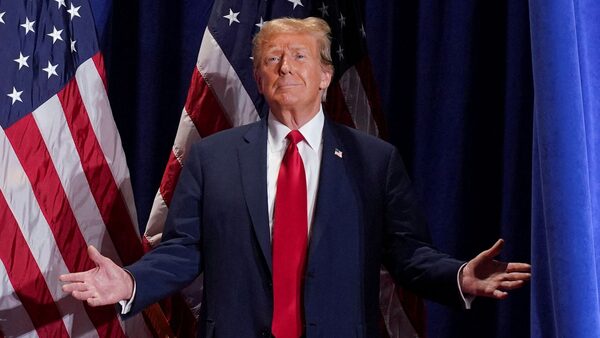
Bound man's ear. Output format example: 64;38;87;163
319;66;333;90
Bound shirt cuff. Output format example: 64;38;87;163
457;263;475;309
118;269;137;314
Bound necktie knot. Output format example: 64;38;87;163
287;130;304;146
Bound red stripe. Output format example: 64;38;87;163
394;287;426;337
158;151;183;207
354;57;388;139
0;192;69;338
185;68;233;137
57;79;144;266
158;68;234;208
92;53;108;91
324;82;356;128
4;114;127;338
142;233;154;253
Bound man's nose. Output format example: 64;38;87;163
278;55;292;75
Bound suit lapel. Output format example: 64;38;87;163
308;119;352;262
238;119;272;274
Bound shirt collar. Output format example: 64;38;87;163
267;106;324;151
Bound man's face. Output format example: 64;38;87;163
254;32;332;114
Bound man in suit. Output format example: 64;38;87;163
61;17;531;337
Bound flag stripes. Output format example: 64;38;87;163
0;260;39;338
338;63;379;136
0;123;101;338
0;54;150;337
196;29;260;127
58;79;141;267
32;96;123;268
0;192;69;338
5;112;127;337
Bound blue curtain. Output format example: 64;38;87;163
366;1;532;337
88;1;564;337
530;1;600;337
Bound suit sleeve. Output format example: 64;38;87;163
123;143;205;316
381;147;466;307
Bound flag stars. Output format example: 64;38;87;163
339;13;346;29
288;0;303;10
256;16;265;29
70;39;77;52
47;26;64;44
42;61;59;79
0;12;5;24
318;3;328;17
67;3;81;20
223;9;240;26
336;45;344;61
7;87;23;105
14;52;30;69
21;17;35;34
54;0;66;8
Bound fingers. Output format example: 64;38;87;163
492;289;508;299
504;272;531;281
59;270;90;283
499;280;526;290
481;239;505;259
87;245;106;266
61;281;87;293
507;262;531;273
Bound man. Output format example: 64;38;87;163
61;17;530;337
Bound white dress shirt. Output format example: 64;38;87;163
267;107;324;237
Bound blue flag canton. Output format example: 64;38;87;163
208;0;368;119
0;0;99;129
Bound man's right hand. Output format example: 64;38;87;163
60;245;134;307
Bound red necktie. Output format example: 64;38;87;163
271;130;308;338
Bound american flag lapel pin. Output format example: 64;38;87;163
334;148;343;158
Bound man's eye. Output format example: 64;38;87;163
296;54;306;60
266;56;280;63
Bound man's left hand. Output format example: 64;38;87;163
460;239;531;299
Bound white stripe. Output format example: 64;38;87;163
74;59;140;234
198;28;260;127
173;108;202;164
0;261;39;338
338;66;379;136
33;96;123;267
379;269;418;337
0;124;98;338
144;191;168;247
144;105;201;241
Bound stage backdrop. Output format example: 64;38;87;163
89;0;600;337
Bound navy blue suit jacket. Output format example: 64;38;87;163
126;117;464;337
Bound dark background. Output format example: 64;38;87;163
94;1;533;337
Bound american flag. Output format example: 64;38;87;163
144;0;425;337
0;0;151;337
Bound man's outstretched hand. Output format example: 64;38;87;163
460;239;531;299
60;245;134;307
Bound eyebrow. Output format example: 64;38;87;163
263;45;311;54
